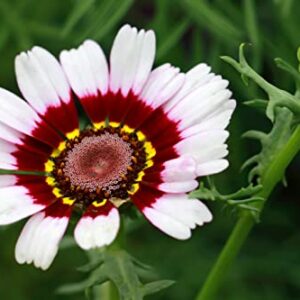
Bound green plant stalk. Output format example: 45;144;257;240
196;125;300;300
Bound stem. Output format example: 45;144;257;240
196;125;300;300
94;281;118;300
0;169;47;176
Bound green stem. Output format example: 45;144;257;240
94;281;118;300
0;169;47;176
196;125;300;300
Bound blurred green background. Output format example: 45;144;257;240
0;0;300;299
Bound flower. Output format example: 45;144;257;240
0;24;235;270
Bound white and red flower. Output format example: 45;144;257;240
0;25;235;270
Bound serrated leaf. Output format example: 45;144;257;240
77;254;104;272
131;255;153;271
103;250;143;300
241;155;259;171
243;108;293;183
142;280;175;296
189;182;217;201
224;44;300;121
61;248;175;299
227;197;264;205
57;267;108;295
242;130;267;141
244;99;268;111
222;184;263;201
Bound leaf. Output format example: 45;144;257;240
77;254;104;272
191;179;264;219
156;19;189;60
57;267;108;294
275;57;300;92
142;280;175;296
242;108;293;183
189;182;217;201
75;0;134;43
222;44;300;121
243;99;268;113
178;0;243;44
62;0;95;37
103;250;143;300
242;130;268;141
58;249;173;299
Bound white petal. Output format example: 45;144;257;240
0;186;45;225
141;193;212;240
140;64;185;109
0;121;23;144
175;130;229;156
109;25;155;96
0;88;40;135
181;107;235;138
60;40;109;98
165;66;235;131
74;208;120;250
15;211;69;270
0;138;17;169
164;63;213;112
0;175;17;187
132;30;156;94
159;180;198;193
15;46;71;115
196;159;229;176
193;145;229;164
161;156;197;182
153;197;212;225
179;90;232;131
143;207;191;240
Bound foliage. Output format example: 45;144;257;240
57;248;174;299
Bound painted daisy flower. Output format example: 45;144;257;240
0;24;235;270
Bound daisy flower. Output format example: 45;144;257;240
0;25;235;270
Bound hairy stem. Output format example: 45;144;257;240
196;125;300;300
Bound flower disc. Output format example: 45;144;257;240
64;133;133;192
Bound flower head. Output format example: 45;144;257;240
0;25;235;270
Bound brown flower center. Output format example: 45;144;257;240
63;133;133;192
50;125;147;207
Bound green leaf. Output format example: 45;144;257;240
244;99;268;112
178;0;243;44
190;179;263;218
103;250;143;300
76;0;134;43
77;254;104;272
275;57;300;93
223;44;300;121
189;181;217;201
142;280;175;296
62;0;95;37
242;108;293;183
57;267;108;294
59;248;173;299
157;19;189;60
242;130;268;141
